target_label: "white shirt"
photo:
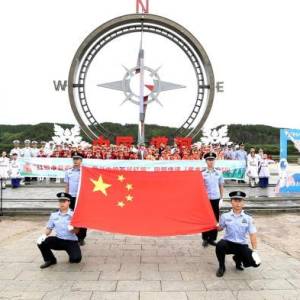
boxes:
[0,157,10,178]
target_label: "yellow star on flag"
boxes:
[126,183,133,191]
[118,175,125,182]
[90,176,112,196]
[126,195,133,202]
[117,201,125,208]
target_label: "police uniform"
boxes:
[64,155,87,243]
[37,192,82,268]
[202,152,224,245]
[215,191,260,277]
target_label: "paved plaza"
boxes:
[0,213,300,300]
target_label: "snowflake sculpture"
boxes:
[200,125,230,146]
[50,124,91,149]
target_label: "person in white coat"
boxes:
[0,151,10,189]
[247,148,260,187]
[9,153,22,188]
[9,140,22,157]
[258,154,274,188]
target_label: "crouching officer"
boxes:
[37,192,82,269]
[215,191,261,277]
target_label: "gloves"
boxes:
[252,250,261,266]
[67,224,74,231]
[36,234,47,245]
[219,198,223,208]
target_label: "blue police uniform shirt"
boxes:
[219,210,256,244]
[64,168,80,197]
[202,168,224,200]
[47,209,78,241]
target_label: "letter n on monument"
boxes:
[136,0,149,13]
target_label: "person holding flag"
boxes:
[36,192,82,269]
[202,152,224,247]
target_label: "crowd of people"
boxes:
[0,139,274,189]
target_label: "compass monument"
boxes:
[68,0,215,143]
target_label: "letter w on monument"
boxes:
[71,167,217,236]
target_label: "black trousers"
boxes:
[70,196,87,241]
[37,236,82,263]
[216,239,260,268]
[202,199,220,242]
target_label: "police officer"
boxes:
[64,154,87,245]
[202,152,224,247]
[215,191,261,277]
[37,192,82,269]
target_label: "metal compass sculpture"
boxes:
[68,2,214,144]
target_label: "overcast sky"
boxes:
[0,0,299,130]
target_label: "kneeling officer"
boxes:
[37,192,82,269]
[215,191,261,277]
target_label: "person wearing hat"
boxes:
[215,191,261,277]
[9,140,22,157]
[9,153,22,188]
[202,152,224,247]
[64,154,87,245]
[37,192,82,269]
[21,139,33,185]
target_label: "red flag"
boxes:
[71,167,217,236]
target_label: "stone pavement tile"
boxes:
[140,249,158,256]
[82,263,121,272]
[122,250,142,257]
[141,271,182,280]
[0,269,22,280]
[116,280,161,292]
[287,278,300,288]
[140,291,188,300]
[203,279,229,291]
[225,279,251,291]
[236,290,264,300]
[187,291,236,300]
[259,289,300,299]
[141,256,177,264]
[106,256,141,264]
[222,268,264,280]
[91,292,139,300]
[0,262,41,272]
[84,249,123,257]
[72,281,117,291]
[82,257,107,264]
[42,291,92,300]
[260,269,292,279]
[247,279,295,290]
[24,280,66,292]
[99,270,141,280]
[181,271,217,280]
[0,291,45,299]
[120,263,158,272]
[0,255,35,263]
[176,257,203,264]
[1,280,31,292]
[16,270,100,281]
[161,280,205,292]
[159,263,199,272]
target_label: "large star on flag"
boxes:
[90,176,112,196]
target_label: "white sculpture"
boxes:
[200,125,230,146]
[51,124,91,149]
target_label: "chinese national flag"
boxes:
[71,167,217,236]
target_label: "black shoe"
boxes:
[40,260,56,269]
[216,266,226,277]
[79,239,85,246]
[233,255,244,271]
[208,240,217,246]
[202,240,209,248]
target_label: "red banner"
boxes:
[71,167,216,236]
